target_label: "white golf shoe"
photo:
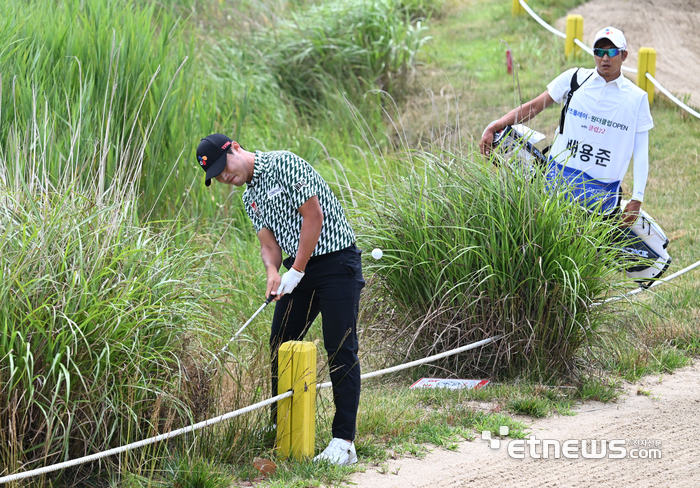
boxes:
[313,438,358,466]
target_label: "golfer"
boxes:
[195,134,363,466]
[480,26,653,226]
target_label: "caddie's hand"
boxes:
[276,267,305,298]
[621,199,642,228]
[266,270,282,301]
[480,126,495,156]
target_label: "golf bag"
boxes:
[614,200,672,288]
[491,124,671,288]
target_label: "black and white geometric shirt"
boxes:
[242,151,355,257]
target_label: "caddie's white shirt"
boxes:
[547,68,653,184]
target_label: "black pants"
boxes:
[270,244,364,441]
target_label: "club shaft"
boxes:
[212,295,274,365]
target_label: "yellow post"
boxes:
[513,0,524,15]
[637,47,656,104]
[276,341,317,460]
[575,15,584,57]
[565,15,584,58]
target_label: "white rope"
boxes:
[595,258,700,307]
[519,0,566,39]
[0,391,294,485]
[0,335,502,483]
[646,73,700,119]
[317,336,501,389]
[573,37,594,57]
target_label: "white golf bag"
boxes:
[491,124,671,288]
[616,200,671,288]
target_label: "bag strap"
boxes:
[559,68,593,134]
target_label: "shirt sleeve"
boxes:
[274,152,319,210]
[636,93,654,133]
[632,130,649,202]
[546,67,580,104]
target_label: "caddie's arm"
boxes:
[480,90,556,156]
[621,130,650,227]
[258,228,284,299]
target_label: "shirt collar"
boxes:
[247,150,269,188]
[592,68,626,88]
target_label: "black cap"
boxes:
[196,133,233,187]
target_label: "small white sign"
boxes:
[410,378,490,390]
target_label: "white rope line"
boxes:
[0,391,294,485]
[594,258,700,307]
[646,73,700,119]
[519,0,566,39]
[522,1,699,117]
[573,38,595,57]
[317,336,501,389]
[0,335,502,483]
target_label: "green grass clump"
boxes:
[0,0,193,216]
[251,0,430,114]
[0,124,215,483]
[358,151,625,379]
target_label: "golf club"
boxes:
[210,294,275,367]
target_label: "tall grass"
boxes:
[357,151,625,379]
[1,0,435,228]
[251,0,430,114]
[0,61,219,485]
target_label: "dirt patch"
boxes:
[351,361,700,487]
[554,0,700,109]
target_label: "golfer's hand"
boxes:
[480,126,496,156]
[621,199,642,227]
[276,268,305,298]
[266,271,282,301]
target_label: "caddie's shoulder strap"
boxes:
[559,68,594,134]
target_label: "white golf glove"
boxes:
[276,267,305,296]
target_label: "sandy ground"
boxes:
[553,0,700,109]
[350,361,700,487]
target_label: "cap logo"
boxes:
[605,28,612,35]
[198,155,207,167]
[222,141,232,151]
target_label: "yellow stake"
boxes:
[565,15,584,59]
[276,341,317,460]
[513,0,525,16]
[637,47,657,104]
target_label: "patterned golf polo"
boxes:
[242,151,355,257]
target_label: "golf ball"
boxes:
[371,248,383,260]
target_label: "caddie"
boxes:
[195,134,364,466]
[480,26,654,225]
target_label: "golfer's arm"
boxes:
[488,91,556,134]
[293,195,323,272]
[258,228,283,274]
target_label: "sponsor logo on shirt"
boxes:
[251,201,262,218]
[590,116,629,131]
[268,187,284,197]
[567,108,589,120]
[294,178,308,191]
